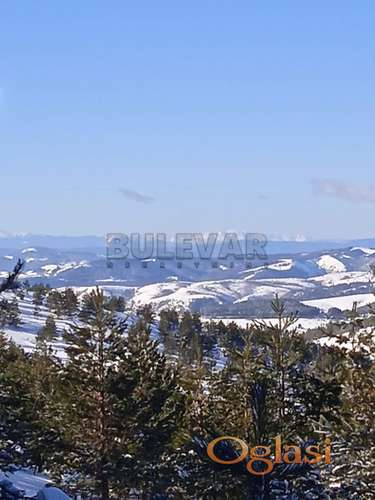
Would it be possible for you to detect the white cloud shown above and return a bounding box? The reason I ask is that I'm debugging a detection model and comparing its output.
[312,178,375,204]
[119,188,155,204]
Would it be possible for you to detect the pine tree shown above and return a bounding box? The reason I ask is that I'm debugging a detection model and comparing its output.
[159,309,179,338]
[47,290,64,317]
[32,283,49,315]
[118,320,184,495]
[63,288,78,316]
[0,332,33,469]
[173,297,340,498]
[0,297,21,327]
[178,311,205,366]
[136,303,155,324]
[115,295,126,313]
[62,288,183,499]
[78,292,97,320]
[24,338,67,473]
[0,299,8,327]
[318,313,375,499]
[8,297,21,327]
[37,315,58,342]
[159,309,180,359]
[104,295,126,313]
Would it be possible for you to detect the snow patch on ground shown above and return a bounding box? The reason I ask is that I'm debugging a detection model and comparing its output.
[317,327,374,351]
[21,247,37,254]
[0,469,50,497]
[41,264,59,273]
[55,261,91,275]
[268,259,294,271]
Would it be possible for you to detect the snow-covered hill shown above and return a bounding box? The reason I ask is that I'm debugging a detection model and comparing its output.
[317,255,346,273]
[1,244,375,317]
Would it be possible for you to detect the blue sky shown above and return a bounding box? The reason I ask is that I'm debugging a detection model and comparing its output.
[1,1,375,239]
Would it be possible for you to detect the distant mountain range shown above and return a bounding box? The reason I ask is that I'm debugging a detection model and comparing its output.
[2,232,375,255]
[1,239,375,318]
[0,233,104,250]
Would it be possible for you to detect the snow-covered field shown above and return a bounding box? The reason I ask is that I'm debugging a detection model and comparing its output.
[302,293,375,313]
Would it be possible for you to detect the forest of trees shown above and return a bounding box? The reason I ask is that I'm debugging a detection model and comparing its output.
[0,264,374,499]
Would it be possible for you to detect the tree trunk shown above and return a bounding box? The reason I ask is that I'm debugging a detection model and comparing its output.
[100,476,109,500]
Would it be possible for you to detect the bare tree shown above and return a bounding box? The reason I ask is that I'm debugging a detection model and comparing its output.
[0,259,24,294]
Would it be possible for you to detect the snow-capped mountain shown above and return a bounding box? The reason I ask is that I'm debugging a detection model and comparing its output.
[2,242,375,317]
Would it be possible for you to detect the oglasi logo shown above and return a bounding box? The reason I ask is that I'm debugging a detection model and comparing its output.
[207,435,331,476]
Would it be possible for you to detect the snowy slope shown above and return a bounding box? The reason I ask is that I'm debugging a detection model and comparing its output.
[1,289,159,355]
[130,277,316,312]
[302,293,375,313]
[350,247,375,256]
[1,292,70,355]
[309,270,372,287]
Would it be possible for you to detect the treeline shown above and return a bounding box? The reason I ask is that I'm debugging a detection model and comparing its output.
[29,284,126,318]
[198,297,323,319]
[0,287,374,498]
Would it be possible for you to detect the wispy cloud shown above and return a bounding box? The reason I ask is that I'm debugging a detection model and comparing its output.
[311,178,375,204]
[119,188,155,204]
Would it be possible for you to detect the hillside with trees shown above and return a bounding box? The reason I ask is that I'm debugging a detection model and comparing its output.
[0,263,373,499]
